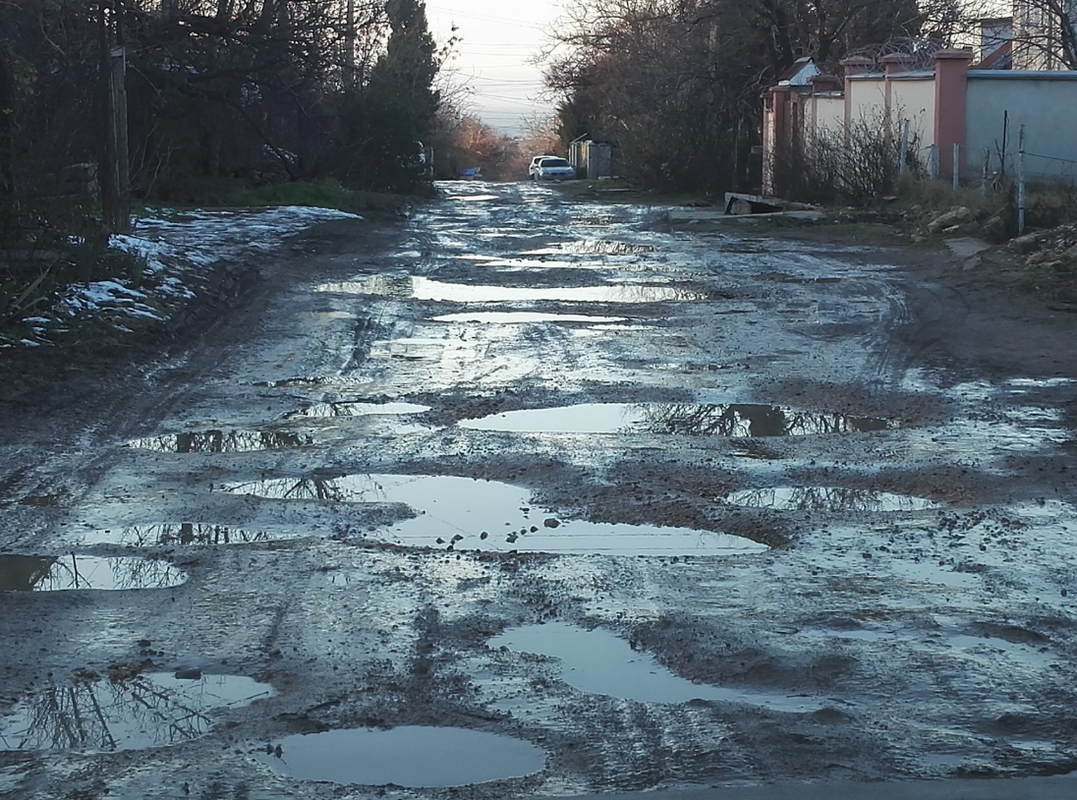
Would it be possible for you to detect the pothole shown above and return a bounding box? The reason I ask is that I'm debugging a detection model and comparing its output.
[128,430,313,453]
[66,524,302,548]
[723,487,939,512]
[0,555,186,591]
[287,401,431,419]
[432,312,628,325]
[489,622,820,712]
[220,474,767,556]
[458,403,894,436]
[256,727,545,787]
[0,672,271,752]
[318,276,704,303]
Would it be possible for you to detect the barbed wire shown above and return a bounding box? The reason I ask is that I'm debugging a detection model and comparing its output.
[831,38,948,74]
[1024,152,1077,166]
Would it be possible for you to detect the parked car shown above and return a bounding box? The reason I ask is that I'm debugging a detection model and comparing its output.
[528,155,554,179]
[529,156,576,181]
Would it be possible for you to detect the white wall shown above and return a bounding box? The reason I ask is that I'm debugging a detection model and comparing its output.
[967,72,1077,180]
[847,76,887,124]
[813,95,845,136]
[889,78,936,151]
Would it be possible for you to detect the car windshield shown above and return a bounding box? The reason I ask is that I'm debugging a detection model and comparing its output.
[541,158,570,168]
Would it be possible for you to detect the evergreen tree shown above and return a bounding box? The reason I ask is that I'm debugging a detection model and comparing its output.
[361,0,440,190]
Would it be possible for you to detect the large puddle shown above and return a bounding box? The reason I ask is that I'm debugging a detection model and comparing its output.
[723,487,939,512]
[256,726,545,787]
[67,524,294,548]
[221,474,767,556]
[318,275,704,303]
[489,622,820,712]
[0,555,186,591]
[459,403,893,436]
[0,672,271,752]
[129,430,312,453]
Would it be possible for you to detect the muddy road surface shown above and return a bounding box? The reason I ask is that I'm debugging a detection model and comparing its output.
[2,181,1077,799]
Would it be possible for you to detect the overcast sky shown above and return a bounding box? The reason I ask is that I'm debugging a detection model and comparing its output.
[424,0,566,135]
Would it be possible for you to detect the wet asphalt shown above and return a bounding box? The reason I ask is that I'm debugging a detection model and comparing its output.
[2,181,1077,798]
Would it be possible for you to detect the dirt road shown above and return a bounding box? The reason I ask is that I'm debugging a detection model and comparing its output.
[2,181,1077,799]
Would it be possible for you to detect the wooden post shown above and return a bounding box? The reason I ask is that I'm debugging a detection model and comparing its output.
[102,45,131,234]
[0,46,15,211]
[928,145,939,180]
[952,143,960,191]
[1017,125,1026,236]
[981,148,990,201]
[899,119,910,176]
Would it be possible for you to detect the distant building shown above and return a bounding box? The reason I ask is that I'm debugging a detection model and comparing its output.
[1013,0,1077,69]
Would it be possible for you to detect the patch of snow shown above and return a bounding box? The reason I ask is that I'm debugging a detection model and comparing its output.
[17,205,363,346]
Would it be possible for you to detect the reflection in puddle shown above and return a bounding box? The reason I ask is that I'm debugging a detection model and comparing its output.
[432,312,627,325]
[289,401,431,418]
[0,673,271,752]
[69,524,286,547]
[221,474,766,556]
[0,555,186,591]
[129,430,312,453]
[723,487,938,512]
[489,622,819,711]
[558,240,658,255]
[318,275,704,303]
[459,403,893,436]
[257,726,544,787]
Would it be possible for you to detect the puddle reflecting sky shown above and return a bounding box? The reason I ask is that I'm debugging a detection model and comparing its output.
[432,312,627,325]
[318,275,704,303]
[489,622,820,712]
[257,726,544,787]
[68,523,292,548]
[459,403,893,436]
[723,487,939,513]
[221,474,767,556]
[288,401,430,419]
[0,555,185,591]
[0,673,271,752]
[129,430,312,453]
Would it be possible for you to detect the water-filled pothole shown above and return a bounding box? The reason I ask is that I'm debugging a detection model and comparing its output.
[432,312,627,325]
[0,672,271,752]
[67,524,296,548]
[129,430,312,453]
[459,403,893,436]
[288,401,431,419]
[318,276,704,303]
[0,555,186,591]
[489,622,820,711]
[723,487,939,512]
[221,474,766,556]
[256,726,545,787]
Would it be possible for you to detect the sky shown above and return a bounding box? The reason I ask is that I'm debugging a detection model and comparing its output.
[424,0,566,136]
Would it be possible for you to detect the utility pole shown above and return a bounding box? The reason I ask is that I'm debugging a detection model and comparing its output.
[345,0,357,86]
[100,0,131,234]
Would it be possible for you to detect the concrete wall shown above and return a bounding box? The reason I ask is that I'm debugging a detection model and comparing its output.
[889,77,936,150]
[847,76,887,123]
[812,95,845,136]
[966,71,1077,179]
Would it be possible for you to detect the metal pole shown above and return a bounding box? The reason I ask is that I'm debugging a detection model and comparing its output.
[928,145,939,180]
[1017,125,1026,236]
[981,148,990,201]
[952,143,960,192]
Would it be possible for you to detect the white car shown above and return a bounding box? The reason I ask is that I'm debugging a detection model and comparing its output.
[530,156,576,181]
